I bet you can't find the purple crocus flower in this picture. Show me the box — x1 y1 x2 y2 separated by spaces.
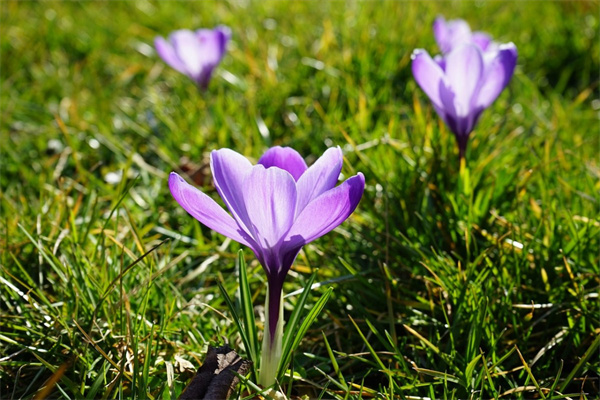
155 26 231 89
412 43 517 159
168 146 365 385
433 16 494 54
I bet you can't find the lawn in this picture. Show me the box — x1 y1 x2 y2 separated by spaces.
1 1 599 399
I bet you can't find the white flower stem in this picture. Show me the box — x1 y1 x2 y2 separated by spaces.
259 284 284 387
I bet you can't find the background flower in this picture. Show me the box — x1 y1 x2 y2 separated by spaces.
155 26 231 89
412 43 517 158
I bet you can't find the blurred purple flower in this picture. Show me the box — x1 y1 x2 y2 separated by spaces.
412 43 517 158
433 16 494 54
169 146 364 385
155 26 231 89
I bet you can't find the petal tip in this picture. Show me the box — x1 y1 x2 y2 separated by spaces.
411 48 426 60
499 42 518 56
154 36 171 56
216 25 232 38
168 171 182 182
353 172 366 191
327 145 344 158
168 171 186 191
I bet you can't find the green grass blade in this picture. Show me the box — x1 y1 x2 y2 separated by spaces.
322 331 348 391
277 286 333 382
464 354 482 390
237 250 259 380
349 315 387 372
313 366 348 392
217 280 256 379
515 346 546 400
480 351 498 399
403 324 459 375
141 324 155 397
558 332 600 393
547 359 563 398
278 270 318 372
18 224 67 282
86 360 108 400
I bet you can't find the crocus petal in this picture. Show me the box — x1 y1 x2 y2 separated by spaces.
168 172 255 248
284 173 365 252
243 165 297 251
210 25 232 57
211 149 254 235
445 44 483 116
447 19 474 47
476 43 518 109
154 36 187 75
258 146 308 181
295 146 343 214
471 32 493 51
412 49 446 109
432 17 450 52
192 28 230 87
434 17 472 53
433 54 446 71
195 29 227 66
169 30 206 81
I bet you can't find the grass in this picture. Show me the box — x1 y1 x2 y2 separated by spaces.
1 1 599 399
